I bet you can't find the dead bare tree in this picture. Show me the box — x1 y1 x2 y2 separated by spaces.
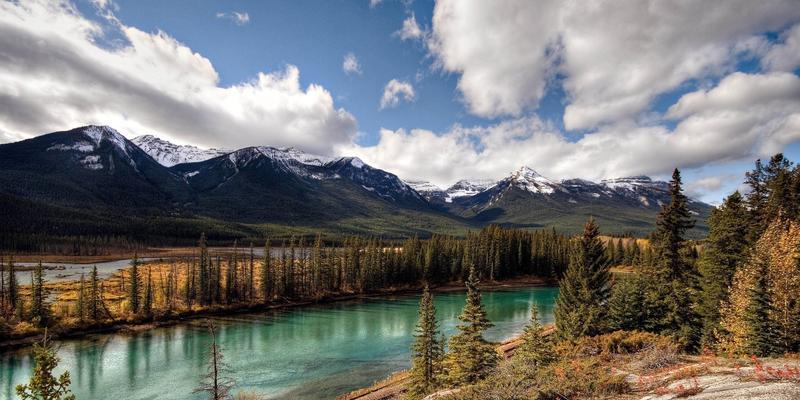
195 320 235 400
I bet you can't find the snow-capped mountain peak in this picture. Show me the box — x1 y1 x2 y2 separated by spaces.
132 134 227 167
48 125 130 156
508 166 561 194
445 179 497 202
404 180 443 194
83 125 128 151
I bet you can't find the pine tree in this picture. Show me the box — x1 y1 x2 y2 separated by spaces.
16 331 76 400
646 169 700 349
607 274 647 331
444 267 497 385
143 266 153 317
407 285 443 399
554 217 611 340
697 191 748 347
743 260 777 356
185 259 195 307
745 159 769 243
129 254 141 314
764 153 794 221
76 274 85 322
198 233 210 306
654 169 695 281
514 304 556 371
262 239 273 302
615 239 625 265
89 266 100 321
7 258 17 315
248 243 255 301
312 234 323 298
30 261 47 326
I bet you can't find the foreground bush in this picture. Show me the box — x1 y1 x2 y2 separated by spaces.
443 331 680 400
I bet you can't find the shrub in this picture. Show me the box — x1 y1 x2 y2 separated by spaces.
233 391 266 400
535 357 630 399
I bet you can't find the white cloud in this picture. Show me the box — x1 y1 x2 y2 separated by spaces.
428 0 559 119
762 23 800 72
685 174 739 200
428 0 800 128
369 0 383 9
216 11 250 26
342 52 362 75
379 79 415 109
395 13 423 41
346 71 800 188
0 0 356 153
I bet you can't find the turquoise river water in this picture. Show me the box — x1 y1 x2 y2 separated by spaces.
0 286 558 400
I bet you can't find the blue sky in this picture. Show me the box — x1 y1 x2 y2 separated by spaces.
79 0 481 143
1 0 800 204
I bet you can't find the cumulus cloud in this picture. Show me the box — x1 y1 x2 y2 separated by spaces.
428 0 800 128
216 11 250 26
379 79 415 109
685 174 740 200
345 72 800 188
395 13 423 41
762 23 800 72
342 52 362 75
0 0 356 153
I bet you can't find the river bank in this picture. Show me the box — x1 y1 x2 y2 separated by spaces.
339 329 800 400
7 246 268 264
1 275 554 351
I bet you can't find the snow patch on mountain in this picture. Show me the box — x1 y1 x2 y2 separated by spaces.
444 179 497 202
349 157 365 168
600 176 657 191
133 135 227 167
405 180 443 194
47 142 94 153
80 155 102 170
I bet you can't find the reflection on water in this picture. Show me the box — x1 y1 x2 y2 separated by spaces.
0 287 558 400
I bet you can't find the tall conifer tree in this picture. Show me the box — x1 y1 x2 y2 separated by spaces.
129 254 141 314
697 191 748 346
89 266 99 321
408 285 443 399
444 267 497 385
515 304 556 371
554 217 611 340
30 261 47 326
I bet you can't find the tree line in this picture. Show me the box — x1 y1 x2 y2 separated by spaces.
0 225 570 334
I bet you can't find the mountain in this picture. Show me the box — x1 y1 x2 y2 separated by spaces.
0 125 190 210
0 128 464 244
132 135 228 167
439 166 712 236
169 146 430 225
406 179 497 204
0 128 713 244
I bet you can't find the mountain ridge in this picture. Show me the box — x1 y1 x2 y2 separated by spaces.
0 126 713 243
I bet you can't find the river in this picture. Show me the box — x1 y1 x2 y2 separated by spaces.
0 286 558 400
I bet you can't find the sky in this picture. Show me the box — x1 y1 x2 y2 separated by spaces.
1 0 800 204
